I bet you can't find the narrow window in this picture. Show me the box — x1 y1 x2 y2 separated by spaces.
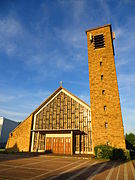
105 122 108 128
100 61 102 67
102 90 105 95
104 105 107 111
101 74 103 80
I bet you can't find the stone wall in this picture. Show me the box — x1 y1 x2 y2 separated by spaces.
6 114 33 152
86 25 126 149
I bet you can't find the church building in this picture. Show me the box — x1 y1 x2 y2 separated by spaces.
6 87 92 154
6 24 125 155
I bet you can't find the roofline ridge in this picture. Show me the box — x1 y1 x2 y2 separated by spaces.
85 24 111 33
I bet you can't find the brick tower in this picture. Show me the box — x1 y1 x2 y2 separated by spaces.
86 24 125 150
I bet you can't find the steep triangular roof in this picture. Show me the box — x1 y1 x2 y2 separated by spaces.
33 86 90 116
9 87 90 134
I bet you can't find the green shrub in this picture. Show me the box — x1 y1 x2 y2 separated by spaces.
97 148 102 159
94 145 130 160
94 145 113 159
124 149 131 160
111 148 125 160
111 148 131 160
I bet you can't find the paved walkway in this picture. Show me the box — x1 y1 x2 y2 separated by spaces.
0 154 134 180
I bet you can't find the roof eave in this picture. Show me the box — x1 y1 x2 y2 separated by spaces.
85 24 111 34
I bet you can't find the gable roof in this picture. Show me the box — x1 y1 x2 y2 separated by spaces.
33 86 90 116
9 87 90 134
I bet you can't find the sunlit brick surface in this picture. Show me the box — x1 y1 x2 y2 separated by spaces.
86 25 125 149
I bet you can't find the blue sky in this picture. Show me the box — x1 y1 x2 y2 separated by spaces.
0 0 135 134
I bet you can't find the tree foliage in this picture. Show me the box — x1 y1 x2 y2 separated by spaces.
125 132 135 145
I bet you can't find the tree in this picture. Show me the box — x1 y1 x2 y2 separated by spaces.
125 132 135 146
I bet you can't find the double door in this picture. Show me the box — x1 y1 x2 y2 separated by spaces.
46 136 71 154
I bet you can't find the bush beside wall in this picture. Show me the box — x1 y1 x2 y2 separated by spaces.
94 145 113 159
94 145 130 160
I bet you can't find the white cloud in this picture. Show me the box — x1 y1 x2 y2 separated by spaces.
26 54 46 67
0 108 27 121
65 80 88 87
0 17 23 56
71 0 86 23
123 108 135 134
58 0 86 23
0 18 21 37
116 58 129 67
56 58 73 72
118 74 135 88
0 89 51 121
0 94 15 103
114 18 135 54
99 0 111 22
33 90 51 99
0 6 88 79
54 27 86 49
0 89 51 101
78 94 90 105
114 27 125 38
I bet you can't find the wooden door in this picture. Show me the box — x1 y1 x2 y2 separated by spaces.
46 137 52 151
53 137 58 153
58 137 64 154
52 137 64 154
65 137 71 154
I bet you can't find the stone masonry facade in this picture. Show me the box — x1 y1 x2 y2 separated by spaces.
86 24 125 149
6 114 33 152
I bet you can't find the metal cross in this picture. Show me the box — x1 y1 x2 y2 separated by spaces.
60 81 63 87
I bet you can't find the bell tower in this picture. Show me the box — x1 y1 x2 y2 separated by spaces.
86 24 125 149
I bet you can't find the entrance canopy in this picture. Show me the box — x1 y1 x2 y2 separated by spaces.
31 129 86 135
31 129 87 154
